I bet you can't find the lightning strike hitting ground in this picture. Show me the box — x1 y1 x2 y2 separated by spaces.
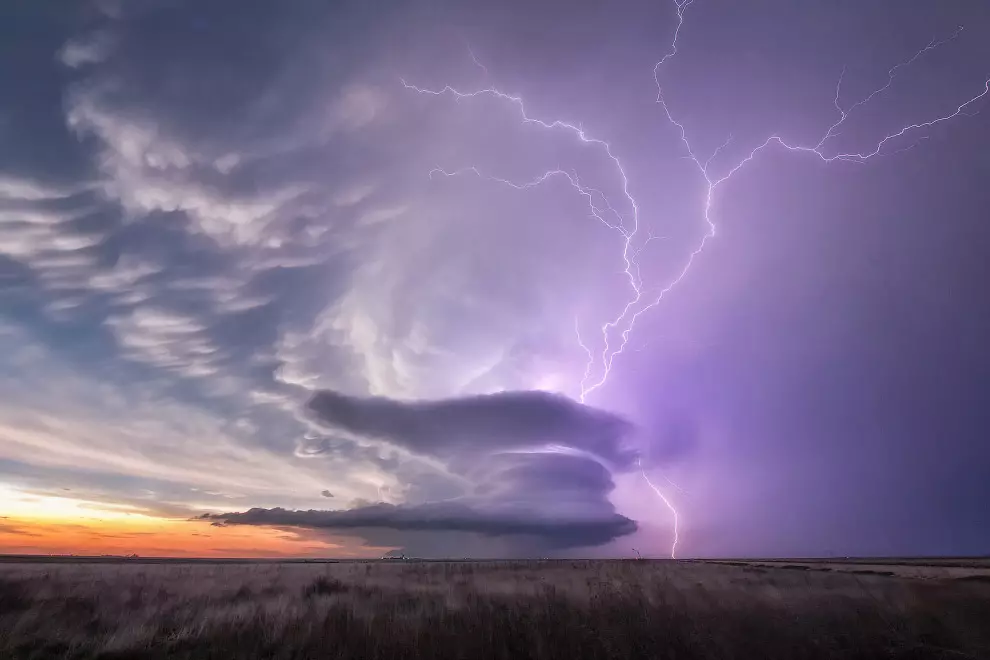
404 0 990 560
639 458 680 559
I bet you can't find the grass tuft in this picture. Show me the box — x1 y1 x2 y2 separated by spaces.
302 574 348 598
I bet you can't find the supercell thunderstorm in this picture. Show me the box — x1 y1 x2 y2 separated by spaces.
404 0 990 558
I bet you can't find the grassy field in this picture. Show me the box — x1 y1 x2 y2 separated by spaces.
1 559 989 659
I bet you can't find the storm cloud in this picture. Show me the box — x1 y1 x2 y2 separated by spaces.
306 388 637 469
206 500 635 551
213 391 640 554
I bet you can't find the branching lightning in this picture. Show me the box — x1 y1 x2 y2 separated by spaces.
397 80 645 404
404 0 989 560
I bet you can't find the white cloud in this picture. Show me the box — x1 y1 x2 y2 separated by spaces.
0 176 81 202
333 84 389 131
86 255 161 294
0 324 378 510
104 307 222 378
58 31 115 69
333 181 377 207
66 88 308 246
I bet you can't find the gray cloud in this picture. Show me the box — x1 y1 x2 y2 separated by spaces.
0 523 40 537
211 391 639 554
307 389 637 469
205 499 635 552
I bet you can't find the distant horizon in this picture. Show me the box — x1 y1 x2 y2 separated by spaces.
3 553 989 563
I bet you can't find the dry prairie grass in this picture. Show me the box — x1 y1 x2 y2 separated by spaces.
1 559 989 659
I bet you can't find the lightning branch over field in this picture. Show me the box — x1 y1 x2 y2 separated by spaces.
639 458 680 559
403 0 990 559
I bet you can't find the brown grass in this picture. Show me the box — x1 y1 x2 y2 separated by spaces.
1 559 989 659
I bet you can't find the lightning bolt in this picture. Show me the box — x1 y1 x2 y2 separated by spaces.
403 0 989 560
639 458 680 559
398 78 643 404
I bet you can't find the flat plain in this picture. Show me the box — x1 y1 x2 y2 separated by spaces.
1 557 989 659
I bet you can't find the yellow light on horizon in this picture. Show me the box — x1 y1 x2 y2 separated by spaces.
0 484 162 524
0 484 394 559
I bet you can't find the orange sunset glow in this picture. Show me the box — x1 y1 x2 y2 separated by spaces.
0 490 391 558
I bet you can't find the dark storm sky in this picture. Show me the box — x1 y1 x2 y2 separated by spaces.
1 0 988 558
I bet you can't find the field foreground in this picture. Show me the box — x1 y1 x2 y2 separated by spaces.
1 559 989 659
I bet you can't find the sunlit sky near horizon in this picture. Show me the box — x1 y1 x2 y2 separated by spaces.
2 0 989 559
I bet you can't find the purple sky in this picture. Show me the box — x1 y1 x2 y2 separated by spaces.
1 0 989 558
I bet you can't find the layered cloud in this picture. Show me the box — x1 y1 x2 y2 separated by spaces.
306 389 637 469
209 390 639 554
205 500 635 554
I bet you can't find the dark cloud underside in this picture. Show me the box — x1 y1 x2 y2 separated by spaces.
206 501 635 551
